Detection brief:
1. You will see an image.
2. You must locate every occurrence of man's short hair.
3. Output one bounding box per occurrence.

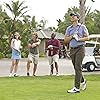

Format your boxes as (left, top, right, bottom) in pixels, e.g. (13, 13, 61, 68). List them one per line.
(32, 32, 38, 38)
(51, 32, 56, 36)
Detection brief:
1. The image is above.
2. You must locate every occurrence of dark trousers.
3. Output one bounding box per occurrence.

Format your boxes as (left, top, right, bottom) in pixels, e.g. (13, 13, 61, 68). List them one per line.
(70, 46, 85, 89)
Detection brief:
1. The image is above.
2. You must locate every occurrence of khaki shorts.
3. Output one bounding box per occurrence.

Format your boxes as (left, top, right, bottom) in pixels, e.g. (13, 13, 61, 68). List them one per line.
(28, 53, 39, 64)
(48, 54, 59, 65)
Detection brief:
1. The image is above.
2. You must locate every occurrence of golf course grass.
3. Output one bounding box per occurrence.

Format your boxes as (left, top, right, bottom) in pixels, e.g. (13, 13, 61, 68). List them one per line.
(0, 75, 100, 100)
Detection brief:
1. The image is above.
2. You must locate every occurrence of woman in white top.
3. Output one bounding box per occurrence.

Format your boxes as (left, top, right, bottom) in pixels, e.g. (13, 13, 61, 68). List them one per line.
(9, 32, 22, 77)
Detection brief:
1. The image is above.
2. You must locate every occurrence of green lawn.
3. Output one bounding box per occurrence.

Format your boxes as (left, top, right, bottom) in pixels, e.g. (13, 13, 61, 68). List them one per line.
(0, 75, 100, 100)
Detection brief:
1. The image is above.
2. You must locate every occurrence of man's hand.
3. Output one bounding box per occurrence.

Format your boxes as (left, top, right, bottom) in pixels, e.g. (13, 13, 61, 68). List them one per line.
(31, 43, 36, 48)
(64, 35, 73, 45)
(73, 34, 80, 41)
(48, 45, 53, 48)
(48, 45, 53, 50)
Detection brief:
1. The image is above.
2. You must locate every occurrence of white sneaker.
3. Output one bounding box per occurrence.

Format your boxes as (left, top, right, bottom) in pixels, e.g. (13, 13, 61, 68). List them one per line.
(9, 73, 13, 77)
(56, 73, 59, 76)
(50, 72, 53, 76)
(14, 73, 19, 77)
(67, 87, 80, 93)
(81, 79, 87, 90)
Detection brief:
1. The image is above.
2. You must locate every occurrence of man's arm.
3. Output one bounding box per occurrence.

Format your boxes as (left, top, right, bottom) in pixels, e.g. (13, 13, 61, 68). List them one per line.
(34, 39, 41, 46)
(31, 39, 41, 48)
(28, 43, 33, 48)
(64, 35, 73, 45)
(78, 25, 90, 42)
(78, 36, 90, 42)
(51, 40, 60, 49)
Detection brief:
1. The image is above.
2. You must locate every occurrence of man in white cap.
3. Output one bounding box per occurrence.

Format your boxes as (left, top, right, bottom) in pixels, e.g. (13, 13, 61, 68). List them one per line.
(64, 12, 89, 93)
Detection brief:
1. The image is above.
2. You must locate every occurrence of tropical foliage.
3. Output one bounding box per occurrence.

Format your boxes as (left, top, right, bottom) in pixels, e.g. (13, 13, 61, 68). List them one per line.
(0, 0, 100, 58)
(56, 7, 100, 35)
(0, 0, 37, 58)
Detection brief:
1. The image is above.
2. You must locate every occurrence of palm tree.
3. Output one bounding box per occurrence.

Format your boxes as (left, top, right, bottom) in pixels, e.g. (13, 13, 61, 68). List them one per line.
(39, 17, 48, 30)
(79, 0, 95, 24)
(4, 0, 29, 33)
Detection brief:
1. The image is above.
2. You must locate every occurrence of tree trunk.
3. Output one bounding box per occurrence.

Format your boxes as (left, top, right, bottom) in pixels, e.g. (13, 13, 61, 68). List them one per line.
(79, 0, 86, 24)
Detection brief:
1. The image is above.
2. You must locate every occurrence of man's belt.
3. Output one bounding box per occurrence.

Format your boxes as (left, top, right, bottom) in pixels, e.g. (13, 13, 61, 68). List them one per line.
(71, 45, 83, 49)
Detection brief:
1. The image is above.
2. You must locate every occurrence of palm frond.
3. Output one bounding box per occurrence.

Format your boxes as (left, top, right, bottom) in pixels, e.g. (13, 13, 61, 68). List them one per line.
(18, 1, 25, 9)
(19, 10, 29, 18)
(18, 6, 28, 13)
(91, 0, 95, 2)
(5, 3, 13, 12)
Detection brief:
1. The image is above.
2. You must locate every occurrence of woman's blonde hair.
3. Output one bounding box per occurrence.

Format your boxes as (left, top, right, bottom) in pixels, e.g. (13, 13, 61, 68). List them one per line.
(14, 32, 20, 39)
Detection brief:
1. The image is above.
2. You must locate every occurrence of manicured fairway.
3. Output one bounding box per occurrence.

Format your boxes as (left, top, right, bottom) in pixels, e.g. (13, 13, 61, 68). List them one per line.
(0, 75, 100, 100)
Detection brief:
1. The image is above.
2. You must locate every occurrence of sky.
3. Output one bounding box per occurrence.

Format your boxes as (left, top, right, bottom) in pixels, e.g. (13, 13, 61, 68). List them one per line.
(0, 0, 100, 28)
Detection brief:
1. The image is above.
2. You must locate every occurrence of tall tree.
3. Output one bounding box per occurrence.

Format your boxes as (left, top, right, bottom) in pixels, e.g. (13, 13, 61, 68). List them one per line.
(79, 0, 86, 24)
(79, 0, 95, 24)
(56, 7, 79, 34)
(5, 0, 29, 33)
(39, 17, 48, 30)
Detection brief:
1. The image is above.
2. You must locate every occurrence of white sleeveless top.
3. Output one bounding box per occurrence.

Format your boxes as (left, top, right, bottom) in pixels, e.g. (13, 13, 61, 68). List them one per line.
(12, 39, 21, 51)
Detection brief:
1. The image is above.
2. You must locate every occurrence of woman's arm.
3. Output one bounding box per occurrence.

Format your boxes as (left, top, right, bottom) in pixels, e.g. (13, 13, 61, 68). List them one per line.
(10, 39, 14, 48)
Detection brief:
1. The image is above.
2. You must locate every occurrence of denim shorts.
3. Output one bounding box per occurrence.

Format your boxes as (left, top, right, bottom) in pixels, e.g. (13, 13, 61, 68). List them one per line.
(11, 49, 21, 60)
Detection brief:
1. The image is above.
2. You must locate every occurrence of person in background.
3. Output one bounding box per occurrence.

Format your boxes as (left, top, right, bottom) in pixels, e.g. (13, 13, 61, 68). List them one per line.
(64, 12, 89, 93)
(47, 32, 61, 76)
(9, 32, 22, 77)
(26, 32, 41, 76)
